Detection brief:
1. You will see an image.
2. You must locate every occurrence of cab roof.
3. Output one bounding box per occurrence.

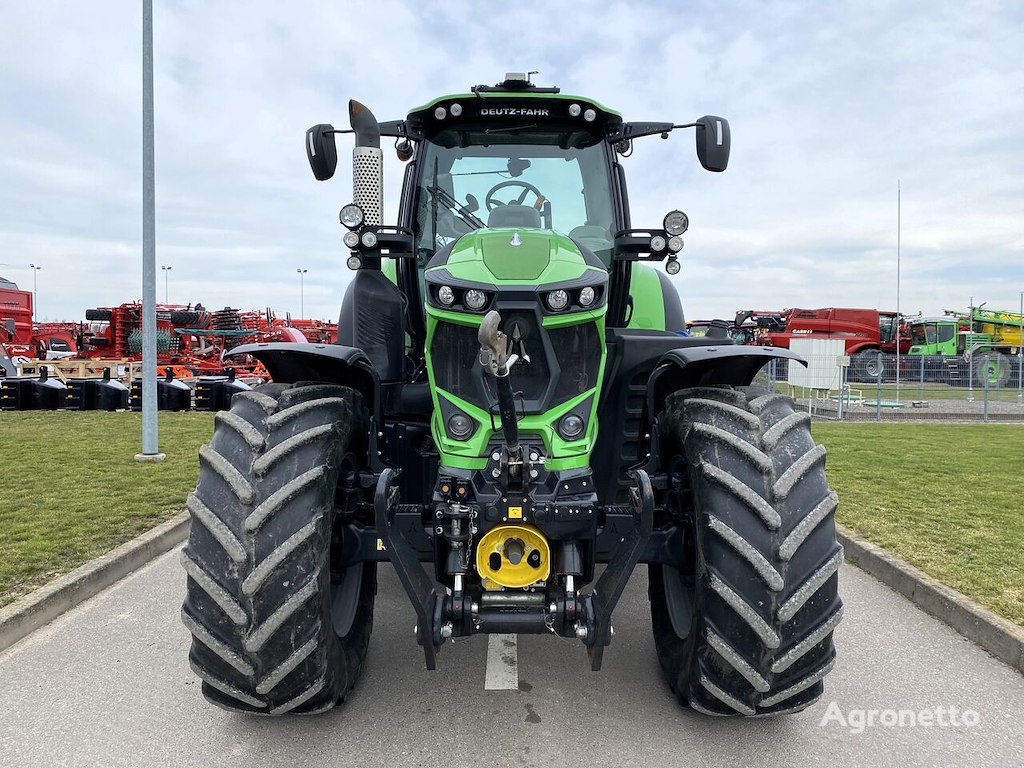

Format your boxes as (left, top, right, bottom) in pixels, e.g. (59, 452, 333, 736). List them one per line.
(405, 75, 623, 144)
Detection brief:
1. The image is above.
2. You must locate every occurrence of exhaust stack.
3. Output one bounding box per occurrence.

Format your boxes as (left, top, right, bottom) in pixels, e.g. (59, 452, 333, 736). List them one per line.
(348, 100, 383, 225)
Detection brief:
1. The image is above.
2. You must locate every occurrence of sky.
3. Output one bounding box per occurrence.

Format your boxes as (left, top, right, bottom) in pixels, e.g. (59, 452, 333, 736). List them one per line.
(1, 0, 1022, 324)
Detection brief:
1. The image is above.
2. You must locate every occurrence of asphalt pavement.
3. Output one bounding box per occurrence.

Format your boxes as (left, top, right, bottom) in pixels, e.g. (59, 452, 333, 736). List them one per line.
(1, 550, 1022, 768)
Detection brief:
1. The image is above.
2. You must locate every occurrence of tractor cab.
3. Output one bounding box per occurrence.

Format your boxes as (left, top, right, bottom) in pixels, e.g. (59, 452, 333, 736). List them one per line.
(404, 81, 623, 267)
(305, 73, 732, 344)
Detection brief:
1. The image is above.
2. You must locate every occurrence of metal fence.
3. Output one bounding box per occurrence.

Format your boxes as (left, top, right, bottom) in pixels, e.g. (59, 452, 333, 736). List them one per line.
(755, 352, 1024, 422)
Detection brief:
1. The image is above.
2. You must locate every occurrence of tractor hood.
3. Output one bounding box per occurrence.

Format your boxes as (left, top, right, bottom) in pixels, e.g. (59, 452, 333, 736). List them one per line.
(427, 229, 605, 287)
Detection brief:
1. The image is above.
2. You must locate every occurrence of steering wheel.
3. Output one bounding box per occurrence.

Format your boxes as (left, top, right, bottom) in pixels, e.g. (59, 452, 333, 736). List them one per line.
(485, 180, 545, 211)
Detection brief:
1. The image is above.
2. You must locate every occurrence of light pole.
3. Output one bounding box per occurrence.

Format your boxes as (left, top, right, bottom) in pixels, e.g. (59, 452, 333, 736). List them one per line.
(161, 265, 172, 303)
(297, 268, 307, 317)
(895, 180, 901, 405)
(1018, 290, 1022, 405)
(967, 296, 974, 402)
(967, 298, 987, 402)
(29, 263, 41, 322)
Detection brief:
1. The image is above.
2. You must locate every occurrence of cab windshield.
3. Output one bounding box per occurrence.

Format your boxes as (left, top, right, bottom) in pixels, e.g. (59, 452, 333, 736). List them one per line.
(414, 139, 616, 266)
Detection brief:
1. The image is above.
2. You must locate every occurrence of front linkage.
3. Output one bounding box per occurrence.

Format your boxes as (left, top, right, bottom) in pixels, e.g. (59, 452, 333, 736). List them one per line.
(375, 309, 654, 670)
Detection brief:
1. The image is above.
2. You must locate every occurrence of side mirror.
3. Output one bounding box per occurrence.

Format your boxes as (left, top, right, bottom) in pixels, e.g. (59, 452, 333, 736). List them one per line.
(305, 123, 338, 181)
(695, 115, 730, 172)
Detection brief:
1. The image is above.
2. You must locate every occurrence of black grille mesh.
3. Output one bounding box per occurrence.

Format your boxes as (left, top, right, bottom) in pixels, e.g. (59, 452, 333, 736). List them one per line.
(430, 316, 601, 412)
(550, 322, 602, 402)
(430, 321, 480, 403)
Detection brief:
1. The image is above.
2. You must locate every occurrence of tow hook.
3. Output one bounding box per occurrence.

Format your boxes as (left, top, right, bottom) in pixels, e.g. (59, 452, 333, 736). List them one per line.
(479, 310, 526, 483)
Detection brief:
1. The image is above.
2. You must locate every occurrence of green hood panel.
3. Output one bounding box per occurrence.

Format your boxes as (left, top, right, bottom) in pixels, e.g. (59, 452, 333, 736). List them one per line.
(481, 230, 550, 279)
(433, 229, 601, 285)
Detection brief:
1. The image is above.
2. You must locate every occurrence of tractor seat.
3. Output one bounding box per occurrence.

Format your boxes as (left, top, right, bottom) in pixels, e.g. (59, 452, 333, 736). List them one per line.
(569, 223, 612, 249)
(569, 224, 614, 267)
(487, 204, 542, 228)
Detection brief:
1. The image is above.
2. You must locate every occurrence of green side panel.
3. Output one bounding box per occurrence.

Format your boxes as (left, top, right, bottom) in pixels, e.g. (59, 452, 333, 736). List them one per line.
(382, 260, 398, 286)
(430, 229, 603, 286)
(627, 263, 667, 331)
(429, 305, 484, 327)
(542, 306, 606, 329)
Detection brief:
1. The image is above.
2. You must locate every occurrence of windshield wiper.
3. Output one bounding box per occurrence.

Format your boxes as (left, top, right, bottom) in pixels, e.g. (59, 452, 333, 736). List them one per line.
(427, 184, 486, 230)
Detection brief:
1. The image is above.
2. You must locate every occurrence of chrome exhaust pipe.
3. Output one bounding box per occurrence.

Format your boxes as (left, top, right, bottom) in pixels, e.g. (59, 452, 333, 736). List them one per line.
(348, 99, 383, 225)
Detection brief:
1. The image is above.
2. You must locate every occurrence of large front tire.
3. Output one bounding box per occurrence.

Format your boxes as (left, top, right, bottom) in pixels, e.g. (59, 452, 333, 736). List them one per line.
(650, 386, 843, 716)
(181, 383, 376, 714)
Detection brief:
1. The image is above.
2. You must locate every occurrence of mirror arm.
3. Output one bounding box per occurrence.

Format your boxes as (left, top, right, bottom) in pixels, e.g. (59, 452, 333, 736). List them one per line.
(614, 120, 704, 143)
(326, 121, 409, 139)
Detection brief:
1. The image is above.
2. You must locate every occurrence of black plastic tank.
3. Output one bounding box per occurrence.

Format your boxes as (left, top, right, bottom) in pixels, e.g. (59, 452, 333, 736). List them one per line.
(337, 270, 406, 382)
(65, 370, 129, 411)
(195, 370, 251, 412)
(130, 371, 193, 411)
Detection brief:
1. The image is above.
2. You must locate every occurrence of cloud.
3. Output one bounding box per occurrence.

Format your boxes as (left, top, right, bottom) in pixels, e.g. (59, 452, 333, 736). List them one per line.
(0, 0, 1022, 326)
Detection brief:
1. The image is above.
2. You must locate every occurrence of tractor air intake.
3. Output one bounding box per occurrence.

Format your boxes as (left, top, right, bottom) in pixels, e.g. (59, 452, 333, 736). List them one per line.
(349, 99, 383, 226)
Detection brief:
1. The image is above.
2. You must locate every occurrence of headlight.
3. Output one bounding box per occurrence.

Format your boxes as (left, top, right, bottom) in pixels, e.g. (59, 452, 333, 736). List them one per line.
(666, 257, 681, 275)
(546, 289, 569, 311)
(343, 231, 360, 249)
(569, 103, 582, 117)
(447, 412, 474, 439)
(558, 413, 585, 440)
(361, 231, 378, 248)
(650, 235, 667, 252)
(346, 255, 361, 270)
(667, 236, 684, 253)
(583, 108, 596, 122)
(437, 285, 455, 306)
(663, 210, 689, 236)
(579, 286, 596, 307)
(464, 289, 487, 310)
(340, 204, 364, 230)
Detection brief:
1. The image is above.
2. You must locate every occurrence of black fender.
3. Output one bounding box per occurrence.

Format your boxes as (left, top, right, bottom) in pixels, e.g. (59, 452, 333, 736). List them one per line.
(648, 344, 806, 416)
(226, 342, 380, 417)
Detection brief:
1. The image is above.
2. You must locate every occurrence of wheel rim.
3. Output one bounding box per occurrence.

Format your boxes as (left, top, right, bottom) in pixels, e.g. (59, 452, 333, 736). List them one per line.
(979, 357, 1006, 385)
(331, 565, 364, 638)
(330, 451, 364, 638)
(663, 566, 695, 639)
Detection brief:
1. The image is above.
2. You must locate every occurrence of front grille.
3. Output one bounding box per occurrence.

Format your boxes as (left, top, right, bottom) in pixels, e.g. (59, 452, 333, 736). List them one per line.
(430, 312, 601, 413)
(430, 321, 481, 403)
(549, 322, 602, 402)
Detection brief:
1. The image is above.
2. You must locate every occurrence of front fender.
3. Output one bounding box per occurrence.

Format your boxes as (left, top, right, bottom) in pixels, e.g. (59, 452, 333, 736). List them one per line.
(648, 344, 805, 415)
(226, 342, 379, 410)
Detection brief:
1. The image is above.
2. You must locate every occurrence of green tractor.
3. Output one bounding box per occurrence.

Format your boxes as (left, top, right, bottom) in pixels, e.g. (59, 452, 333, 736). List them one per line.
(181, 74, 843, 716)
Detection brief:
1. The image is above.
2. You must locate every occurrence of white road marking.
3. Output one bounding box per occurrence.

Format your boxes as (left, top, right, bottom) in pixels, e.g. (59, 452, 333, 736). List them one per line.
(484, 633, 519, 690)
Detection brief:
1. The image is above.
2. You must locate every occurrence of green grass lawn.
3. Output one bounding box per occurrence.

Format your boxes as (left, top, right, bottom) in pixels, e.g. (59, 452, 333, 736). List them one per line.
(813, 422, 1024, 626)
(0, 411, 214, 608)
(2, 413, 1021, 629)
